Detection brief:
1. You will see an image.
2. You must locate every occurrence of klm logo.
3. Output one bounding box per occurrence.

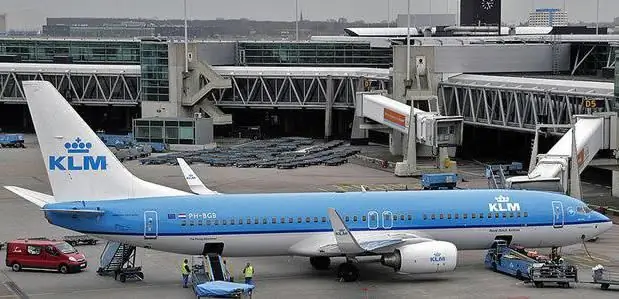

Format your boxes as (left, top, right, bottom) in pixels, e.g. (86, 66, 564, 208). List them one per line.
(488, 195, 521, 212)
(49, 137, 107, 171)
(430, 252, 446, 262)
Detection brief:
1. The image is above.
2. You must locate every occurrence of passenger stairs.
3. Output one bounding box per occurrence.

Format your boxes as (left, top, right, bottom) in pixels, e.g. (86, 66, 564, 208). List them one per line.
(97, 241, 143, 282)
(486, 165, 508, 189)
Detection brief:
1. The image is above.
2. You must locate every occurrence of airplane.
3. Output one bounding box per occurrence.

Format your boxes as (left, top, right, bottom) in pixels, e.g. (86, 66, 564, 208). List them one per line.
(3, 80, 613, 282)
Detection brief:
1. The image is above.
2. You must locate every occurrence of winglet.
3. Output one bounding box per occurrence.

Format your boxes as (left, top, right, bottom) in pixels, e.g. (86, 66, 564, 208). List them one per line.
(327, 208, 365, 255)
(177, 158, 219, 195)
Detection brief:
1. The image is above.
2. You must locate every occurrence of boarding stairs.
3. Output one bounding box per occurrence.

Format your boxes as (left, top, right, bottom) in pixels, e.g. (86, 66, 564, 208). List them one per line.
(97, 241, 143, 282)
(486, 165, 508, 189)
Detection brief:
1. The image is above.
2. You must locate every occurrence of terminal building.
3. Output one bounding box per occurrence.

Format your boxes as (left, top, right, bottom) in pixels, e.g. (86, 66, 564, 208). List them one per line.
(528, 8, 569, 27)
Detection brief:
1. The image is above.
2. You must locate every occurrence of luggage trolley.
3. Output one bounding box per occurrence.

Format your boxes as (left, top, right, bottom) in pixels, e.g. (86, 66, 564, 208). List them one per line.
(528, 262, 578, 288)
(591, 265, 619, 290)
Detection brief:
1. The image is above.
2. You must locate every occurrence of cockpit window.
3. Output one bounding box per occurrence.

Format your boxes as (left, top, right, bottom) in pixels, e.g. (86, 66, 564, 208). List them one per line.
(576, 206, 592, 214)
(584, 206, 592, 213)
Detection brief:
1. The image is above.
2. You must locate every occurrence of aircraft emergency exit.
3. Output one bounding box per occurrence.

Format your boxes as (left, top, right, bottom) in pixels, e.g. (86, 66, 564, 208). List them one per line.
(4, 81, 613, 282)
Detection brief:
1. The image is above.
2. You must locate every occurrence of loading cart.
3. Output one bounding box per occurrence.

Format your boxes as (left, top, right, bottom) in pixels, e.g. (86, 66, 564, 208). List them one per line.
(528, 262, 578, 288)
(591, 265, 619, 290)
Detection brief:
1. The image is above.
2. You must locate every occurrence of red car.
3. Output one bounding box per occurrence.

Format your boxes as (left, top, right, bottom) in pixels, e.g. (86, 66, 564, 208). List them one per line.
(5, 239, 87, 274)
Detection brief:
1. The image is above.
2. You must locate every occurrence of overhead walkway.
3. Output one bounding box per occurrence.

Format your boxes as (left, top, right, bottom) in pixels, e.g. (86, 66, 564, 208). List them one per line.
(439, 74, 615, 134)
(0, 62, 140, 105)
(182, 60, 232, 125)
(505, 113, 618, 197)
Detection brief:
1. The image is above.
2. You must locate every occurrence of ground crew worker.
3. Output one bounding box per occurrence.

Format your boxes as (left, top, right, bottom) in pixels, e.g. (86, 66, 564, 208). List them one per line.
(180, 259, 191, 288)
(242, 262, 254, 284)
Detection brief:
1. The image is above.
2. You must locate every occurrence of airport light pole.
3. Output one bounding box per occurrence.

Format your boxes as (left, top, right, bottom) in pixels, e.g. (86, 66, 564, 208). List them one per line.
(184, 0, 188, 73)
(406, 0, 411, 83)
(596, 0, 600, 35)
(295, 0, 299, 41)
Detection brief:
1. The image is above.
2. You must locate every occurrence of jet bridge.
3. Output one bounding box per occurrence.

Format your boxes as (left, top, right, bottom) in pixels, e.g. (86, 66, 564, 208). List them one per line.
(355, 91, 464, 175)
(505, 112, 618, 197)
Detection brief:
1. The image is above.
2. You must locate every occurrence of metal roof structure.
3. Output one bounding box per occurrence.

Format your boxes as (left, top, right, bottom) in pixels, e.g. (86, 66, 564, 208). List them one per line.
(211, 66, 390, 80)
(446, 74, 614, 95)
(0, 62, 140, 76)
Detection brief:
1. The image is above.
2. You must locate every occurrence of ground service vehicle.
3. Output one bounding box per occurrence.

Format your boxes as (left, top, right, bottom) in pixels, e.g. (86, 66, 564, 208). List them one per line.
(5, 239, 87, 274)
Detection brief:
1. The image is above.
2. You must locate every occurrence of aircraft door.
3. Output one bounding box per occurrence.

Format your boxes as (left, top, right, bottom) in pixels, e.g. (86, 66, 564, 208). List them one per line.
(552, 201, 564, 228)
(144, 211, 159, 239)
(368, 211, 379, 229)
(382, 211, 393, 229)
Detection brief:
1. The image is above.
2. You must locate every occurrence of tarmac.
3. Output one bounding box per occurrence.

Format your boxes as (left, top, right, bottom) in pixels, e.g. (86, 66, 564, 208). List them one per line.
(0, 136, 618, 298)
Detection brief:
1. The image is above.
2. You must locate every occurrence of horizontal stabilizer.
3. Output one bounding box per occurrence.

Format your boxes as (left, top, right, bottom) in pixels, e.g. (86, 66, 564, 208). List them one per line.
(177, 158, 219, 195)
(4, 186, 55, 208)
(41, 208, 105, 215)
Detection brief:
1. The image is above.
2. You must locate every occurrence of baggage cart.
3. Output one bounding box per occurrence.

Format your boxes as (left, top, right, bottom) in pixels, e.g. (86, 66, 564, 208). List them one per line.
(591, 265, 619, 290)
(528, 262, 578, 288)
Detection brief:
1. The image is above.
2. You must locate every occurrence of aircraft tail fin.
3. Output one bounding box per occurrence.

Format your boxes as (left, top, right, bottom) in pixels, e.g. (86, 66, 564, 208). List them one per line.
(21, 80, 190, 202)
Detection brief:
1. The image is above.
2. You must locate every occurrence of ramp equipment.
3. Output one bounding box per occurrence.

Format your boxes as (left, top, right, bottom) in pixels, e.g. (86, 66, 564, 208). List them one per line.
(190, 254, 231, 285)
(528, 262, 578, 288)
(96, 241, 143, 283)
(485, 240, 547, 281)
(591, 265, 619, 290)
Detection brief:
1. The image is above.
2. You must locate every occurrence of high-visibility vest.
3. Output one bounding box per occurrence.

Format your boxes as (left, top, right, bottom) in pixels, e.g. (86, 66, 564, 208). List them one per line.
(181, 262, 189, 275)
(244, 266, 254, 278)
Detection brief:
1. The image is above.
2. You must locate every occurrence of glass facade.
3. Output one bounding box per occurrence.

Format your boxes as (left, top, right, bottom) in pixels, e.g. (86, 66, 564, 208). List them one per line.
(238, 42, 392, 68)
(0, 38, 140, 64)
(134, 119, 195, 144)
(140, 41, 169, 102)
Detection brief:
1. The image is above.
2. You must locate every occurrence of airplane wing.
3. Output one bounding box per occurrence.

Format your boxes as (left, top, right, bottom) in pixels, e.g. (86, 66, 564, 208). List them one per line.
(41, 208, 105, 215)
(288, 208, 434, 257)
(176, 158, 219, 195)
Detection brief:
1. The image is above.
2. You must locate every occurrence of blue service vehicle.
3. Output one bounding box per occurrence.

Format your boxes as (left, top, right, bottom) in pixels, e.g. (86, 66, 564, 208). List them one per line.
(484, 240, 542, 280)
(421, 173, 458, 190)
(0, 134, 25, 148)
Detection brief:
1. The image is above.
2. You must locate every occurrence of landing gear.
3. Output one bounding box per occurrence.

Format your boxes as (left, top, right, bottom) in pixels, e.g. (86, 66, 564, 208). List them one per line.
(337, 262, 360, 282)
(309, 257, 331, 270)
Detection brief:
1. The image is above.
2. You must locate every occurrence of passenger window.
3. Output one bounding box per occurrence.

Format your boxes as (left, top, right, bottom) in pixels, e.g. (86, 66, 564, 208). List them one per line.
(321, 217, 326, 223)
(27, 246, 41, 255)
(431, 214, 436, 220)
(393, 215, 397, 221)
(254, 217, 259, 224)
(206, 220, 211, 225)
(313, 217, 318, 223)
(297, 217, 302, 223)
(447, 213, 452, 219)
(190, 221, 195, 226)
(502, 213, 507, 218)
(509, 212, 514, 218)
(479, 213, 483, 219)
(463, 213, 468, 219)
(471, 213, 476, 219)
(423, 214, 428, 220)
(231, 219, 235, 225)
(280, 217, 285, 224)
(221, 220, 226, 225)
(288, 217, 293, 223)
(524, 212, 528, 217)
(261, 218, 267, 224)
(45, 246, 56, 256)
(213, 220, 218, 225)
(353, 216, 358, 222)
(495, 213, 499, 218)
(271, 217, 276, 224)
(517, 212, 521, 218)
(407, 215, 412, 221)
(198, 220, 203, 226)
(181, 220, 186, 226)
(345, 216, 350, 222)
(440, 214, 444, 219)
(305, 217, 310, 223)
(488, 213, 492, 218)
(362, 215, 367, 222)
(246, 218, 251, 224)
(455, 213, 459, 219)
(401, 215, 405, 221)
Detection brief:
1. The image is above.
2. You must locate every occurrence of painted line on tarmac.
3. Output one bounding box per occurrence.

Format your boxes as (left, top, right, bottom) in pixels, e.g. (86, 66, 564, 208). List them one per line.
(23, 283, 180, 297)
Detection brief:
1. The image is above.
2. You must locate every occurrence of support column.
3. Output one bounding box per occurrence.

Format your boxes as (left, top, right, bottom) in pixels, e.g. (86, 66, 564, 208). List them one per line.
(389, 131, 403, 156)
(395, 106, 417, 176)
(613, 171, 619, 198)
(324, 75, 333, 142)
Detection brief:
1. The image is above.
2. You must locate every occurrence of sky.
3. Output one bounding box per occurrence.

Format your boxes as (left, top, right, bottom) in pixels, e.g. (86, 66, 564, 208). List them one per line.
(2, 0, 618, 30)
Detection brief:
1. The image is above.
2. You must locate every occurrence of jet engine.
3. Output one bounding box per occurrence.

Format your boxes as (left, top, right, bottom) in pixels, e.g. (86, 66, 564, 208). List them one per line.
(380, 241, 457, 274)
